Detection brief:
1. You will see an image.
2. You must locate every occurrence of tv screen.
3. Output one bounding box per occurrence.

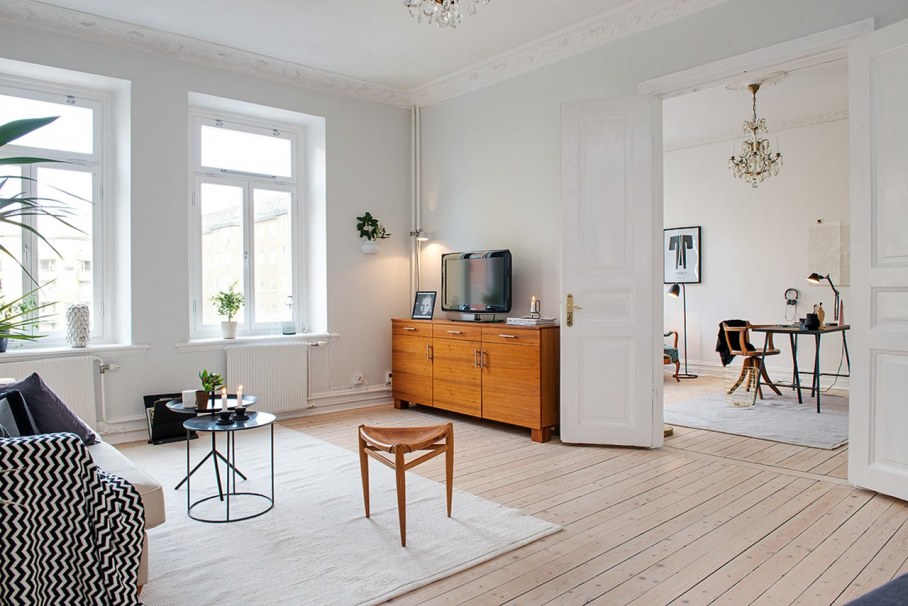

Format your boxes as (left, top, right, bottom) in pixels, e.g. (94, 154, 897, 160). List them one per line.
(441, 250, 512, 314)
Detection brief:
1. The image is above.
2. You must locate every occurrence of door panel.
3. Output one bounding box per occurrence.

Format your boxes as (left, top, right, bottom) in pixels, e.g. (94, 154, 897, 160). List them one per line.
(560, 96, 662, 446)
(482, 342, 541, 428)
(391, 333, 433, 406)
(849, 17, 908, 500)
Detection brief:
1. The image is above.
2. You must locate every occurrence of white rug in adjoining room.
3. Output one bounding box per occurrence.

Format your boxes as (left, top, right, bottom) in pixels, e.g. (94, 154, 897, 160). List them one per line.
(121, 424, 560, 606)
(664, 391, 848, 449)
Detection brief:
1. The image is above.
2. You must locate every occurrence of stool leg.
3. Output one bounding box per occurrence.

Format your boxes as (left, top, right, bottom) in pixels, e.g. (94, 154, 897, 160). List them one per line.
(445, 426, 454, 517)
(358, 432, 370, 518)
(395, 449, 407, 547)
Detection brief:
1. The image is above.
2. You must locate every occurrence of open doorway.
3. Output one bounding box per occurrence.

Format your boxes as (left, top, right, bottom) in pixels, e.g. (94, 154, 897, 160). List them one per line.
(647, 24, 867, 458)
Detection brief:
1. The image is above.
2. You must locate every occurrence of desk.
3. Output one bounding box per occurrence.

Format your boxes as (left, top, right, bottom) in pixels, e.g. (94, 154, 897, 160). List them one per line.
(751, 324, 850, 413)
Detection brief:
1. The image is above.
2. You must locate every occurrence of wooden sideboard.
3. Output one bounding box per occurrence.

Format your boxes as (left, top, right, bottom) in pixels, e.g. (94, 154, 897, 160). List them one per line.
(391, 318, 559, 442)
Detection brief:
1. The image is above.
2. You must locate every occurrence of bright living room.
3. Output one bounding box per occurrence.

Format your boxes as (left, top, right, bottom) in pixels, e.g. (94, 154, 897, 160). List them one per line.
(5, 4, 899, 602)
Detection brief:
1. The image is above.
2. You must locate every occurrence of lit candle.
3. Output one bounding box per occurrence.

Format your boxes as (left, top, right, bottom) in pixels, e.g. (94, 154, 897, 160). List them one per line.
(221, 387, 228, 410)
(530, 296, 536, 314)
(236, 384, 243, 405)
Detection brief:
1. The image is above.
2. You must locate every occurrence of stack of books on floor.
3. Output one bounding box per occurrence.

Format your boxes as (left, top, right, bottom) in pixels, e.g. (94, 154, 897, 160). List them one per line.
(506, 317, 557, 326)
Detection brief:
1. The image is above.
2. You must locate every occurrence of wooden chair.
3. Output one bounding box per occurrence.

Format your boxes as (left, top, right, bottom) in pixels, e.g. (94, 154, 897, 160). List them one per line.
(663, 331, 680, 382)
(722, 322, 782, 399)
(358, 423, 454, 546)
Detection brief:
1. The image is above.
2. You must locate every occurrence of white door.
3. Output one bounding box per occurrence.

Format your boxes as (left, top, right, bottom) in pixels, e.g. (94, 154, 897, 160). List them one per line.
(849, 18, 908, 501)
(560, 96, 663, 447)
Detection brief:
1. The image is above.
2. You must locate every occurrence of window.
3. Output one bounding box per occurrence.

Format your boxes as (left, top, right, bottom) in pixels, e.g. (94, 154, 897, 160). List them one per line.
(190, 110, 300, 337)
(0, 81, 111, 342)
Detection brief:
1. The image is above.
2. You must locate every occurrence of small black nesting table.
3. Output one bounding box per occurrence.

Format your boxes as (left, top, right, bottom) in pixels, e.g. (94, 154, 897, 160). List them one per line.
(183, 411, 275, 523)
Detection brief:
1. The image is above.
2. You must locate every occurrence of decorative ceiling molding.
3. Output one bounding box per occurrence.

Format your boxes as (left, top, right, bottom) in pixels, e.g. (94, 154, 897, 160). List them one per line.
(0, 0, 733, 109)
(664, 109, 849, 153)
(410, 0, 733, 107)
(0, 0, 412, 108)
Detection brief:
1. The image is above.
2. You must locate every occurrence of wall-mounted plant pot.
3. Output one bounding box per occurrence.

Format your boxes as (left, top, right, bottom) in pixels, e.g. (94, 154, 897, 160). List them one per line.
(221, 321, 238, 339)
(360, 240, 379, 255)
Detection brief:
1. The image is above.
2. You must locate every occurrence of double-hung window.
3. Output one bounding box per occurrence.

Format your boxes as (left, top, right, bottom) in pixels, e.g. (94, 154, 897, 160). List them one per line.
(0, 81, 109, 342)
(190, 110, 300, 338)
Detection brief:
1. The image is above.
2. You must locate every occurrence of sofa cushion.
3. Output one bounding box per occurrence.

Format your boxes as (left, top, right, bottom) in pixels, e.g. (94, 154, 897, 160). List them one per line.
(0, 391, 39, 437)
(88, 441, 166, 530)
(0, 373, 97, 445)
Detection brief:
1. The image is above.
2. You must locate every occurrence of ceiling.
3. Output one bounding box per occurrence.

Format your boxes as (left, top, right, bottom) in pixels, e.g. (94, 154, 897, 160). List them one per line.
(36, 0, 649, 90)
(7, 0, 846, 127)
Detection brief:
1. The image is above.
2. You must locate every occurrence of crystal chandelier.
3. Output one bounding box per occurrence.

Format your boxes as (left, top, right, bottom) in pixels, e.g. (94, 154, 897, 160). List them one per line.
(404, 0, 490, 28)
(728, 83, 782, 188)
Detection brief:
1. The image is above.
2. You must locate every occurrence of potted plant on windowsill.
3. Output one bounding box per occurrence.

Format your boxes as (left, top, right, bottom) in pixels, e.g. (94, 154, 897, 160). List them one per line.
(0, 289, 51, 352)
(196, 369, 223, 411)
(356, 211, 390, 254)
(211, 282, 244, 339)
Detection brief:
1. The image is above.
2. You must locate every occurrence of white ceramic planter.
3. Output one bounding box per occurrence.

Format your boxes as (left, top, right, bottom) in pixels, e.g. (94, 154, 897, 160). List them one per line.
(221, 321, 238, 339)
(360, 240, 379, 254)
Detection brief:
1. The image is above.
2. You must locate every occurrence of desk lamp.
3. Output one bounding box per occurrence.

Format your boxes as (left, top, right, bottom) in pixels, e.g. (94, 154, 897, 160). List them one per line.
(806, 272, 840, 324)
(667, 283, 697, 379)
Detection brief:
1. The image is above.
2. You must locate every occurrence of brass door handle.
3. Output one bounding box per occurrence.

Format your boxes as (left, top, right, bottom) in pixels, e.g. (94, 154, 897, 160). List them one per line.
(566, 293, 582, 327)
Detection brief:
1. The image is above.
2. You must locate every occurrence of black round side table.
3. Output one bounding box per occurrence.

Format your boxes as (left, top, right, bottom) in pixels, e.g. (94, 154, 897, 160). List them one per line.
(183, 411, 275, 523)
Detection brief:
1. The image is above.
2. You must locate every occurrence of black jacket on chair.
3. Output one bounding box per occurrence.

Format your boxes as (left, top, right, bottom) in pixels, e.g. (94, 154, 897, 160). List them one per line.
(716, 319, 751, 366)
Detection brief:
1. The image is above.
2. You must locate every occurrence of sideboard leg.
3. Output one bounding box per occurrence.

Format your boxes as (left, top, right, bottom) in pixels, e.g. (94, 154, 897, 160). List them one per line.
(531, 427, 553, 443)
(394, 399, 410, 410)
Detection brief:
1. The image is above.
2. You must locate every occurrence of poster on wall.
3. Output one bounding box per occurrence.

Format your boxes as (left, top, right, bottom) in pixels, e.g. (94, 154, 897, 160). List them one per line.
(664, 226, 701, 284)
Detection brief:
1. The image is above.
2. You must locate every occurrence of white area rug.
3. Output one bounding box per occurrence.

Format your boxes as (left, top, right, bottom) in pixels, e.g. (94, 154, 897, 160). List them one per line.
(664, 391, 849, 449)
(121, 424, 559, 606)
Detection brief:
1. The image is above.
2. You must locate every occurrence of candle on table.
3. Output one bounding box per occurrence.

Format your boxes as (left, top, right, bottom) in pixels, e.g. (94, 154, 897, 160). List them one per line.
(221, 387, 228, 410)
(236, 384, 243, 404)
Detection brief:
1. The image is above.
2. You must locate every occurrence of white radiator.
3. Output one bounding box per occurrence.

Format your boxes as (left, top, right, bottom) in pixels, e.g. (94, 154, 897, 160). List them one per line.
(0, 356, 100, 429)
(226, 342, 309, 414)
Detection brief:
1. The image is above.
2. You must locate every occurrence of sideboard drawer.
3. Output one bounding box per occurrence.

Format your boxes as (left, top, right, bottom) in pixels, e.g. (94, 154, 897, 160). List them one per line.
(392, 321, 433, 337)
(482, 327, 541, 347)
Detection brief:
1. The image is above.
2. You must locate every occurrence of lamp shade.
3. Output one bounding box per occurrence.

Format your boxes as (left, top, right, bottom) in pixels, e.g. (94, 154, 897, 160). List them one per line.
(409, 229, 429, 241)
(667, 283, 681, 298)
(806, 272, 823, 284)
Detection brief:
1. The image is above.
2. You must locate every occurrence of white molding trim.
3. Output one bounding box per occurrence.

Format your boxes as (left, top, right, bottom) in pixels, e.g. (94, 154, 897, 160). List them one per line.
(639, 19, 874, 98)
(0, 0, 734, 109)
(0, 0, 411, 108)
(665, 109, 849, 152)
(411, 0, 733, 106)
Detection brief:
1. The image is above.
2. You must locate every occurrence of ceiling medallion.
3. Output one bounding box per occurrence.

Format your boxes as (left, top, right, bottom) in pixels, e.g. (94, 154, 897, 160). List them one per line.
(404, 0, 490, 28)
(728, 73, 786, 188)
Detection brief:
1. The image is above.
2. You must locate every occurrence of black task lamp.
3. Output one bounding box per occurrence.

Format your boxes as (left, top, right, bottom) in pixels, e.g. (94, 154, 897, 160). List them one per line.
(806, 272, 840, 325)
(667, 283, 697, 379)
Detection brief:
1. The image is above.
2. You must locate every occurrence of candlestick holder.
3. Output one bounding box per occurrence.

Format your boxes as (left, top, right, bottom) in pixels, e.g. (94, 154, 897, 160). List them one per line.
(527, 298, 541, 319)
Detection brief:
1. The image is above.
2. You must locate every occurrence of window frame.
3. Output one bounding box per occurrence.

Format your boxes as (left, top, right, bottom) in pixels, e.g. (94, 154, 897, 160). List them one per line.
(0, 78, 114, 345)
(188, 109, 303, 339)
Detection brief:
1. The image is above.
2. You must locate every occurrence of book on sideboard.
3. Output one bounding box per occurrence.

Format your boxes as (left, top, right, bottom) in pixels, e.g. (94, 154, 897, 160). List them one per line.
(505, 317, 557, 326)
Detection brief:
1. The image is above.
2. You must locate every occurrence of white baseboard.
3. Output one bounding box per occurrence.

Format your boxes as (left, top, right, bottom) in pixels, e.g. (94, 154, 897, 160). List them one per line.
(676, 359, 850, 392)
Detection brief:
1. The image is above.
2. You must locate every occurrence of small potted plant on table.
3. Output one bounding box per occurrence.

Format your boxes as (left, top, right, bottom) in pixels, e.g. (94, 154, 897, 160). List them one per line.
(196, 369, 223, 411)
(211, 282, 244, 339)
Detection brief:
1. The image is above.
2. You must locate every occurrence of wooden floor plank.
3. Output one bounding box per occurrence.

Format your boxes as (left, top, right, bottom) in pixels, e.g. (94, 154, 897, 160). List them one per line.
(236, 375, 908, 606)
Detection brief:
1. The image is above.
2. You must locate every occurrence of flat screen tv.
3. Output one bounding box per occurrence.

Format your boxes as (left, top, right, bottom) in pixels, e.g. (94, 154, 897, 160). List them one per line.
(441, 250, 512, 319)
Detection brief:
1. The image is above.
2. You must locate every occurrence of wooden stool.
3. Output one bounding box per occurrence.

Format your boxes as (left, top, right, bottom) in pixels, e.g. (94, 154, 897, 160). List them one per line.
(358, 423, 454, 546)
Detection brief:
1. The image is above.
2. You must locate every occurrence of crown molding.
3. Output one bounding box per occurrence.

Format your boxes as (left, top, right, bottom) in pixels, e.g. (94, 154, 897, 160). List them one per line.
(410, 0, 733, 106)
(0, 0, 734, 110)
(0, 0, 412, 108)
(664, 109, 849, 153)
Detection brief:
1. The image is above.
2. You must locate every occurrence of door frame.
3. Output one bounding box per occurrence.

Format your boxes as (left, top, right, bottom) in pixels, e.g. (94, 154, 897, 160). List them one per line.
(636, 19, 871, 407)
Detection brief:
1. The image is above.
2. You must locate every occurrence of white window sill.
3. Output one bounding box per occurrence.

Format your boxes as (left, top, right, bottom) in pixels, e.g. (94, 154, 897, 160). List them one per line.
(175, 331, 337, 353)
(0, 343, 150, 362)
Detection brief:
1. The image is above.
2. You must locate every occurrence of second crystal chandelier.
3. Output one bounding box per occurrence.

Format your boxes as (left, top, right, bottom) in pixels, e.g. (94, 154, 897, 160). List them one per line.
(404, 0, 491, 29)
(728, 82, 783, 188)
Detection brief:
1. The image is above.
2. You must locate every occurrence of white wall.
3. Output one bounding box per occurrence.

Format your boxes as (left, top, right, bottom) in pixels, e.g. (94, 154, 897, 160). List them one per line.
(0, 21, 412, 434)
(417, 0, 908, 377)
(664, 119, 850, 382)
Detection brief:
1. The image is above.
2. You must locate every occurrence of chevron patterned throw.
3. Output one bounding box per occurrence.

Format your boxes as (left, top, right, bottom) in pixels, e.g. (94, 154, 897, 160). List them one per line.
(0, 433, 145, 605)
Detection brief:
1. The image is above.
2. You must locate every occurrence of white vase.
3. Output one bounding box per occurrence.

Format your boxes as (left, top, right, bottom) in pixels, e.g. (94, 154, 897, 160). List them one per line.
(360, 240, 379, 254)
(66, 303, 90, 348)
(221, 321, 238, 339)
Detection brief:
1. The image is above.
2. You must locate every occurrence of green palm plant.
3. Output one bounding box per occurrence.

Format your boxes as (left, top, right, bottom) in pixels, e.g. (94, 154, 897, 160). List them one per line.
(0, 116, 87, 342)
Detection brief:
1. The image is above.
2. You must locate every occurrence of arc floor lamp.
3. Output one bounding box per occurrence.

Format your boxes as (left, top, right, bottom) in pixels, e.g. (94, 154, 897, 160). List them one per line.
(667, 283, 698, 379)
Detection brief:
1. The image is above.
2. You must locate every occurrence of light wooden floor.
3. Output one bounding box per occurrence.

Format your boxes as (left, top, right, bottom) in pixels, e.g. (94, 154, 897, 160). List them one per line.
(279, 374, 908, 605)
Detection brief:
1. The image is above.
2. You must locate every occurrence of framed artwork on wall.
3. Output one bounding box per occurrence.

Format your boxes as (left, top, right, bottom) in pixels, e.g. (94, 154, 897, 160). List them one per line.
(664, 226, 701, 284)
(412, 291, 436, 320)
